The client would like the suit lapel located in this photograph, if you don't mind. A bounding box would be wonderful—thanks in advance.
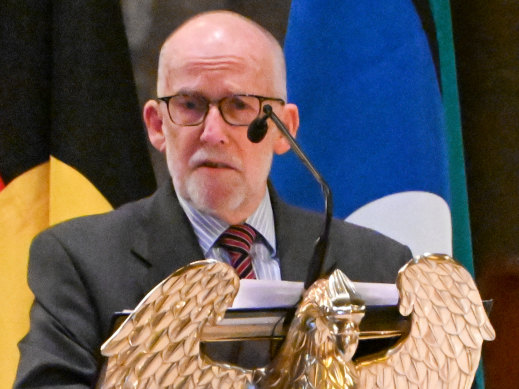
[131,182,205,294]
[270,189,321,282]
[130,182,325,290]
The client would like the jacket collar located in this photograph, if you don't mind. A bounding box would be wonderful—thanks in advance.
[131,181,205,293]
[131,181,321,292]
[270,185,321,282]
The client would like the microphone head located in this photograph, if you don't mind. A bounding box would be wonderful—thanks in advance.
[247,115,269,143]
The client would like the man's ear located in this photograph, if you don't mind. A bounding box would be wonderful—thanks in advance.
[273,103,300,155]
[143,100,166,152]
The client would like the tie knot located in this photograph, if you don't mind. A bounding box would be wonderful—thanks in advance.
[218,224,257,279]
[219,224,257,251]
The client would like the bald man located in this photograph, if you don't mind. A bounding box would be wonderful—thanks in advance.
[15,11,411,387]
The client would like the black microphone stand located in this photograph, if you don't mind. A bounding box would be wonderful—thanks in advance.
[261,105,334,289]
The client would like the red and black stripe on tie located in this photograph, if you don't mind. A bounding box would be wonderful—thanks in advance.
[218,224,257,279]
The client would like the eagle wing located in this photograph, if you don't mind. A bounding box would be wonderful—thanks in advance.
[99,259,253,388]
[356,254,495,389]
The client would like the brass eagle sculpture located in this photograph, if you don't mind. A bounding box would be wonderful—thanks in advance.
[99,254,495,388]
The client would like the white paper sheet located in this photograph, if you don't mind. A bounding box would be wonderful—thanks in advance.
[231,279,399,309]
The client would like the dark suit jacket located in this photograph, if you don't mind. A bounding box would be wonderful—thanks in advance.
[14,182,411,388]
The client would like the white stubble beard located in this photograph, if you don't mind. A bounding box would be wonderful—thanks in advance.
[171,145,273,221]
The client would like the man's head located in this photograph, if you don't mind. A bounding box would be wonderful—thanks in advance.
[144,11,299,224]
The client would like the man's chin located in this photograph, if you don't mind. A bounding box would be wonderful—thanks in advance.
[186,181,245,220]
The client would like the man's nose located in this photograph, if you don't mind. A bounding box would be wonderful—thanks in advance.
[199,106,228,144]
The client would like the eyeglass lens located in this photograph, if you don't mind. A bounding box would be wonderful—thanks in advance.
[168,94,260,126]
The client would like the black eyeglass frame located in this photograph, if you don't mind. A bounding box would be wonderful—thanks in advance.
[157,93,286,126]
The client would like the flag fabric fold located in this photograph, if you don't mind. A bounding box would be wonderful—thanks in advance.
[273,0,479,386]
[272,0,472,270]
[0,2,156,386]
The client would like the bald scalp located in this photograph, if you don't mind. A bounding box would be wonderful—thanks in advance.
[156,10,287,99]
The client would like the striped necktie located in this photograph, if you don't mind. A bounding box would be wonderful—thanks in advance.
[218,224,257,279]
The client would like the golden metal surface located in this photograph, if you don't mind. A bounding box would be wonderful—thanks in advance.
[99,254,495,388]
[200,313,405,342]
[100,260,253,388]
[356,254,496,388]
[257,267,365,388]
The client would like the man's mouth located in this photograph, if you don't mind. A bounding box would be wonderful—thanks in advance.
[197,160,234,170]
[190,150,241,172]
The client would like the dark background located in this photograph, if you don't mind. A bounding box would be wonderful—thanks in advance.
[120,1,519,387]
[450,1,519,387]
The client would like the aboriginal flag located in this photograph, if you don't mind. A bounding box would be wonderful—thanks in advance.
[0,2,156,386]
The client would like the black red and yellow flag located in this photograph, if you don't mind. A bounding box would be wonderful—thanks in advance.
[0,2,156,385]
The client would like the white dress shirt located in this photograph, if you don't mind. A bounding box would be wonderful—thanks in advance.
[176,190,281,280]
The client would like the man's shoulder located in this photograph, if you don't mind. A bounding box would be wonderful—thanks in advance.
[47,194,152,237]
[334,217,407,250]
[292,204,408,253]
[33,187,167,254]
[329,218,412,283]
[278,198,407,248]
[277,200,412,283]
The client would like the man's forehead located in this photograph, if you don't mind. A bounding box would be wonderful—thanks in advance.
[160,40,267,90]
[160,20,269,78]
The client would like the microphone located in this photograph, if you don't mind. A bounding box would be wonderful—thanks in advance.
[247,114,269,143]
[254,104,334,289]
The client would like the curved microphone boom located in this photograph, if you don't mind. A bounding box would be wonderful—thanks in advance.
[249,105,334,289]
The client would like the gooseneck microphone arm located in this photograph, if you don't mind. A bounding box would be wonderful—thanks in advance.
[248,104,334,289]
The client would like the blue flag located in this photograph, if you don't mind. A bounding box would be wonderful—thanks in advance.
[272,0,472,268]
[272,0,480,385]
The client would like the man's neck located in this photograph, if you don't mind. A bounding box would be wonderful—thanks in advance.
[181,189,268,225]
[176,186,276,256]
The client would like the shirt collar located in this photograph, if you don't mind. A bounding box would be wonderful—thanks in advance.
[176,189,277,257]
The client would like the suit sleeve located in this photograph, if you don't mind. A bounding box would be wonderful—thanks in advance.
[14,231,103,388]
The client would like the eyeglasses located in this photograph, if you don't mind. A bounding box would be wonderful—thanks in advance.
[158,93,285,126]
